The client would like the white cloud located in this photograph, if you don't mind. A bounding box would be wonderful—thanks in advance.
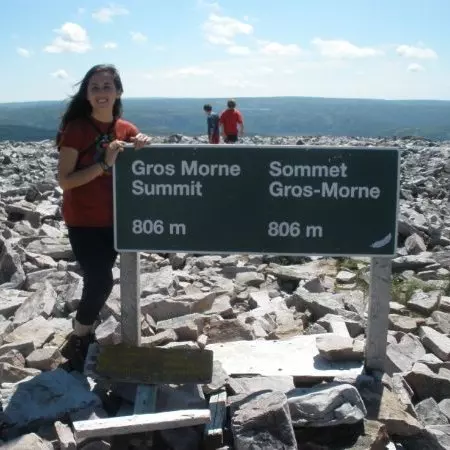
[17,47,31,57]
[245,66,274,76]
[197,0,220,12]
[130,31,148,43]
[116,53,448,101]
[312,38,383,59]
[143,65,214,80]
[51,69,69,80]
[142,57,285,92]
[396,44,437,59]
[227,45,251,55]
[202,13,253,46]
[407,63,425,72]
[259,41,302,56]
[166,66,213,78]
[92,4,129,23]
[218,79,266,89]
[44,22,91,53]
[104,42,118,49]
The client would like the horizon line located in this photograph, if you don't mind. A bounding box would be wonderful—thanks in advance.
[2,94,450,106]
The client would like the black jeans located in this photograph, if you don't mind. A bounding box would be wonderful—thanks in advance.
[67,227,118,326]
[225,134,238,143]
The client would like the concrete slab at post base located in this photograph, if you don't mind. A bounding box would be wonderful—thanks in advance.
[205,334,364,380]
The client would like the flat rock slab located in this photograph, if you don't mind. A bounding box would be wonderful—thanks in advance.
[205,334,363,380]
[0,432,53,449]
[230,391,297,449]
[0,289,28,318]
[316,334,364,361]
[3,316,55,350]
[287,382,366,427]
[235,376,295,394]
[266,259,337,282]
[425,425,450,450]
[419,326,450,361]
[407,290,440,315]
[0,368,102,433]
[25,237,73,260]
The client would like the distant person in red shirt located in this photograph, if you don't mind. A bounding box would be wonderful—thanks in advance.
[55,64,151,372]
[203,104,220,143]
[219,99,244,144]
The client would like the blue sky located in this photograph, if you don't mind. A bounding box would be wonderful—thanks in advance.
[1,0,449,102]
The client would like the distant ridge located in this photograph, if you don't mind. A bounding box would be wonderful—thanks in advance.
[1,96,450,141]
[0,125,55,142]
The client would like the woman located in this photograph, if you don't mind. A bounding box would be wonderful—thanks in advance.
[56,64,151,371]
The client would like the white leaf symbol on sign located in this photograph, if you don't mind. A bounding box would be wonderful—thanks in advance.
[370,233,392,248]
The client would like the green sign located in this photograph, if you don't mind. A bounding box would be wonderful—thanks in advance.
[114,145,400,256]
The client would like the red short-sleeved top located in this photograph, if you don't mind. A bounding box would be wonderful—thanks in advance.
[58,117,138,227]
[219,109,243,135]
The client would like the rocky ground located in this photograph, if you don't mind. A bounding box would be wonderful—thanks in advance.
[0,134,450,449]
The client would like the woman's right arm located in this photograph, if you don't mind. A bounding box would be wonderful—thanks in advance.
[58,146,104,191]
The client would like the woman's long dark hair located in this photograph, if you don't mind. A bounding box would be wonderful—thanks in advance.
[56,64,124,147]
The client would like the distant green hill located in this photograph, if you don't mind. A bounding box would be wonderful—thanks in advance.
[0,96,449,141]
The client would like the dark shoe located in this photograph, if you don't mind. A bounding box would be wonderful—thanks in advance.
[60,333,95,373]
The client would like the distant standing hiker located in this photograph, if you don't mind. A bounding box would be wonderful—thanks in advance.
[219,99,244,144]
[203,104,220,143]
[55,64,151,372]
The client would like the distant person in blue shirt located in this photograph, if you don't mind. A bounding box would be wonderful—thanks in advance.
[203,104,220,143]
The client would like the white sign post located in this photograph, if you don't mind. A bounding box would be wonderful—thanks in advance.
[120,252,141,346]
[365,256,392,372]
